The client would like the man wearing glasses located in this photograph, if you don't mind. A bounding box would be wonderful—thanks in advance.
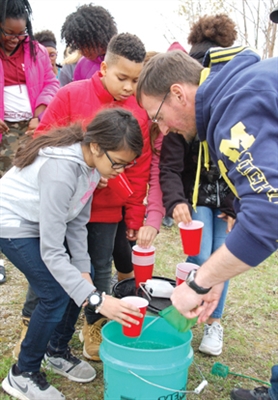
[136,36,278,400]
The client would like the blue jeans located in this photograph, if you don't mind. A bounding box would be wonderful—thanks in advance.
[0,238,81,372]
[85,222,118,324]
[23,284,39,317]
[187,206,229,319]
[269,365,278,400]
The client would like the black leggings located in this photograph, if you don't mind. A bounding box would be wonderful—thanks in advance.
[112,214,136,274]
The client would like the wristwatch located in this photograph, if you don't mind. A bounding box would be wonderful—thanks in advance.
[185,269,212,295]
[87,290,103,312]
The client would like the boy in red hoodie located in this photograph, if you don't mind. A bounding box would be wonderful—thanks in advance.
[16,33,151,362]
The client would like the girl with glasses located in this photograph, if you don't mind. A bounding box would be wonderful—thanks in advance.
[0,108,144,400]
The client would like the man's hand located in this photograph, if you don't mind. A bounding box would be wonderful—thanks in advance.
[173,203,192,224]
[171,281,224,323]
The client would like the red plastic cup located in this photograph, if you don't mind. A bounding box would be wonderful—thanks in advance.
[178,221,204,256]
[121,296,149,337]
[176,262,200,285]
[132,245,155,288]
[132,245,155,257]
[108,173,134,202]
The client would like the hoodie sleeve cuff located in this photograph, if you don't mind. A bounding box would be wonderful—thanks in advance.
[225,224,274,266]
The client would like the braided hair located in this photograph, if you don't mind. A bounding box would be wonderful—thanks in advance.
[61,4,117,53]
[0,0,37,60]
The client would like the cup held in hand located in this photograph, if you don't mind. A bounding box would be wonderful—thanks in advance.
[178,220,204,256]
[121,296,149,337]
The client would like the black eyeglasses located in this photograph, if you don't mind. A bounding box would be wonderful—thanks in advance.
[151,91,169,123]
[1,27,29,39]
[104,150,137,170]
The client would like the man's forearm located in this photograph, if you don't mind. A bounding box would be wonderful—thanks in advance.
[195,243,252,289]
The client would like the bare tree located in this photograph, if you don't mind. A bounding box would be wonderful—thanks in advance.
[175,0,278,58]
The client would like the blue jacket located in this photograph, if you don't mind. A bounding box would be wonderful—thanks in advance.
[196,47,278,266]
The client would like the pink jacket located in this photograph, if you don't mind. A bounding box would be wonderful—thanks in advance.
[0,39,60,121]
[143,42,188,231]
[145,132,165,232]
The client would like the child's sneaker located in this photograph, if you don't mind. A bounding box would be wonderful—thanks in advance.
[199,321,223,356]
[44,346,96,383]
[2,363,65,400]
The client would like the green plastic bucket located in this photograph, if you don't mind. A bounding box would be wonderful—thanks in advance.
[100,316,193,400]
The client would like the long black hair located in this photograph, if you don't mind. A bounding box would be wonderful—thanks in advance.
[0,0,37,60]
[14,108,143,169]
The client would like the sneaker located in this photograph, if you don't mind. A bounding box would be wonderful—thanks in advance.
[162,216,174,227]
[79,318,108,361]
[2,363,65,400]
[199,322,223,356]
[13,316,31,360]
[0,259,6,284]
[230,386,271,399]
[44,346,96,383]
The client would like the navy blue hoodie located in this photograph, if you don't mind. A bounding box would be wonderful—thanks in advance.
[196,47,278,266]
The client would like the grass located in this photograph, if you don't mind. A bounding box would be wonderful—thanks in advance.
[0,223,277,399]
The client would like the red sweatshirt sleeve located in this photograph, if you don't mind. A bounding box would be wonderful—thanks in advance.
[124,109,152,230]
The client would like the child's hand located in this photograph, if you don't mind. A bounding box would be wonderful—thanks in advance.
[101,295,143,327]
[97,177,108,189]
[137,225,157,248]
[0,119,9,133]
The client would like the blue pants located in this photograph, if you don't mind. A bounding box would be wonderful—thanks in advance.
[269,365,278,399]
[85,222,118,324]
[22,221,119,326]
[0,238,81,373]
[186,206,229,319]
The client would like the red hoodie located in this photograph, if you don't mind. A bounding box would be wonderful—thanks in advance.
[36,71,151,230]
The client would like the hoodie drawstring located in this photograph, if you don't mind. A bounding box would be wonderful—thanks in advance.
[192,141,210,212]
[192,67,211,212]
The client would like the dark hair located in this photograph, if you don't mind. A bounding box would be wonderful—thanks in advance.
[34,29,57,48]
[61,4,117,53]
[105,33,146,65]
[136,50,203,105]
[14,108,143,169]
[188,14,237,63]
[0,0,37,60]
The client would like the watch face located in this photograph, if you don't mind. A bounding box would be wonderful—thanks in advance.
[89,293,101,306]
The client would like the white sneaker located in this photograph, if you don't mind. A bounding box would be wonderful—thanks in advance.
[2,364,65,400]
[199,322,223,356]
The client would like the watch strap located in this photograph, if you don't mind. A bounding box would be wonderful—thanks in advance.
[186,269,212,295]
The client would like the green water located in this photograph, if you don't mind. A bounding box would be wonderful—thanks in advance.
[123,340,171,350]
